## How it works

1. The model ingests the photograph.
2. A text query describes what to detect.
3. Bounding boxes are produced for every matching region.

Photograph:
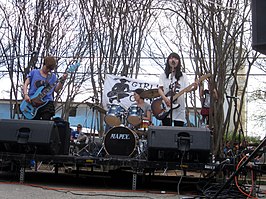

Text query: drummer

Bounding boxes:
[132,88,152,126]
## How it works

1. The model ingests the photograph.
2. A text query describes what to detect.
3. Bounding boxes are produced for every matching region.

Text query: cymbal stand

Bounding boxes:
[120,110,128,126]
[90,108,101,155]
[77,106,99,156]
[136,135,147,159]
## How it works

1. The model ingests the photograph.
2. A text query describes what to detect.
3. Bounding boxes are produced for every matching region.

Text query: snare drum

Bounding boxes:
[103,126,138,157]
[104,104,126,127]
[127,105,143,126]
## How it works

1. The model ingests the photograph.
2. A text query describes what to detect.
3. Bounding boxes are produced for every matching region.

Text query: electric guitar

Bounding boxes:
[151,73,211,120]
[20,61,80,119]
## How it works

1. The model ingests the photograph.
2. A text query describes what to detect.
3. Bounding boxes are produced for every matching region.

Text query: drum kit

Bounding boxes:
[102,88,159,158]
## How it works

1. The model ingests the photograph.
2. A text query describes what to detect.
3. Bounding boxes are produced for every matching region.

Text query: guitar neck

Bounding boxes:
[172,85,193,101]
[172,73,211,101]
[35,79,59,100]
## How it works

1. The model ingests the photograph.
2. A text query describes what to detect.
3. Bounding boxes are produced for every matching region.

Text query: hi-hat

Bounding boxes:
[140,89,160,99]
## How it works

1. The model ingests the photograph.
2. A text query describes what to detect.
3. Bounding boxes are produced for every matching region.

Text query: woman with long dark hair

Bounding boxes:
[157,52,196,126]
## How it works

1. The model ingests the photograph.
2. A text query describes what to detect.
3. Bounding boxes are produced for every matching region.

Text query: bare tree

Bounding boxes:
[0,0,95,121]
[0,0,156,136]
[1,0,261,158]
[145,0,260,156]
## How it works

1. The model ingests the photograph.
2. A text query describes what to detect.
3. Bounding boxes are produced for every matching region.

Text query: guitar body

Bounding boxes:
[20,86,48,119]
[151,97,180,120]
[151,97,164,119]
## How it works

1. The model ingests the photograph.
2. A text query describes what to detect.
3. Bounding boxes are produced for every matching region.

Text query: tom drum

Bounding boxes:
[104,104,126,127]
[127,105,143,126]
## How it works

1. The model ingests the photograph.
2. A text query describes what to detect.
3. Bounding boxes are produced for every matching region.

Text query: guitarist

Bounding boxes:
[22,56,67,120]
[158,52,197,127]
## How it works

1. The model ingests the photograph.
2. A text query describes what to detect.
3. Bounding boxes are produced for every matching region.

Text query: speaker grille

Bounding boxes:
[0,119,60,155]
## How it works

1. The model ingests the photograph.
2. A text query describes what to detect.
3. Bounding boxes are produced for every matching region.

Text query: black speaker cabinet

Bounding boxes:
[53,117,71,155]
[147,126,212,163]
[252,0,266,54]
[0,119,60,155]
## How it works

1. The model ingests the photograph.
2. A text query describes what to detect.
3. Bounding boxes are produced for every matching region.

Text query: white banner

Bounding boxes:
[103,74,158,110]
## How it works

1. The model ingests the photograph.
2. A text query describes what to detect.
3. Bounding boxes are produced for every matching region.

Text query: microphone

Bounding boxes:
[226,95,239,99]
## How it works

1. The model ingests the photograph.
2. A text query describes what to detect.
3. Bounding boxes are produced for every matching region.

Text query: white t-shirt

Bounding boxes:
[158,72,189,122]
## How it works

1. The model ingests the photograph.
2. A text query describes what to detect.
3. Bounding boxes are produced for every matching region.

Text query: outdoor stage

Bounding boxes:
[0,119,265,198]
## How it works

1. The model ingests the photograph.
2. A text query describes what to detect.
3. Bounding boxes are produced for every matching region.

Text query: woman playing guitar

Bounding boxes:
[157,52,197,127]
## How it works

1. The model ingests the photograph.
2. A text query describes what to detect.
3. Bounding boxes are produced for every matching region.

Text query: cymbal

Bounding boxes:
[94,104,106,114]
[140,89,160,99]
[86,102,106,113]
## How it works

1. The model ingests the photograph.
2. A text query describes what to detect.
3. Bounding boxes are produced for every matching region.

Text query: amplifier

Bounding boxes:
[0,119,60,155]
[53,117,71,155]
[147,126,212,163]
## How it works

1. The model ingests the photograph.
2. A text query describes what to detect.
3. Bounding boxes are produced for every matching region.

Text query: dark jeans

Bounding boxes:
[162,118,184,127]
[33,101,55,120]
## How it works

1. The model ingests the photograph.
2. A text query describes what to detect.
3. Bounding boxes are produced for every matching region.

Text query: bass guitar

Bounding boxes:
[151,73,211,120]
[20,61,80,119]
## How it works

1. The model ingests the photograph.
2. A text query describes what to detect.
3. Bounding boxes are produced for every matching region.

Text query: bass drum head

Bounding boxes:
[104,126,137,157]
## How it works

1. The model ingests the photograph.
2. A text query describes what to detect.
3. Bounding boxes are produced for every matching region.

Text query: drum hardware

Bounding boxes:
[136,135,148,159]
[96,143,105,157]
[76,105,101,156]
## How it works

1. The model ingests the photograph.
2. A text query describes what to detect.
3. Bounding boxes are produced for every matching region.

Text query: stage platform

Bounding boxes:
[0,119,265,198]
[0,151,216,189]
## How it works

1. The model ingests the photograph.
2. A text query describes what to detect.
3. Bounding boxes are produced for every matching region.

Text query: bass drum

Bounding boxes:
[104,126,138,157]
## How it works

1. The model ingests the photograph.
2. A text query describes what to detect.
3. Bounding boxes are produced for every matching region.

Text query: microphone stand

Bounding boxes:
[170,69,175,126]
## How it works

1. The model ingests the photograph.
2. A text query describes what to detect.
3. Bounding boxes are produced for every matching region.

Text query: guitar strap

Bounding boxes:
[42,73,54,95]
[45,72,52,87]
[169,76,176,124]
[172,81,179,105]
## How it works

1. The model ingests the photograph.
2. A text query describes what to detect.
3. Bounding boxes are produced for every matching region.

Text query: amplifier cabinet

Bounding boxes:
[53,118,71,155]
[147,126,212,163]
[0,119,60,155]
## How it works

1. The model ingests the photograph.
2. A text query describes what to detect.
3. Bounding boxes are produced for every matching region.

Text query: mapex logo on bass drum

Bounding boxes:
[104,126,137,157]
[109,133,131,140]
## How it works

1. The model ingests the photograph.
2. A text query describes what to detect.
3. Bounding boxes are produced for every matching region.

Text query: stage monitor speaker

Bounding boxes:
[53,117,71,155]
[147,126,212,163]
[252,0,266,54]
[0,119,60,155]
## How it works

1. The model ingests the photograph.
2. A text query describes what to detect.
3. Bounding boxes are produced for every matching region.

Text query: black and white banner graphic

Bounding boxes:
[103,74,158,109]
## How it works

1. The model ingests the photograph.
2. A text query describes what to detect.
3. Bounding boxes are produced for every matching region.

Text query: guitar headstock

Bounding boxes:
[67,61,80,73]
[198,73,211,82]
